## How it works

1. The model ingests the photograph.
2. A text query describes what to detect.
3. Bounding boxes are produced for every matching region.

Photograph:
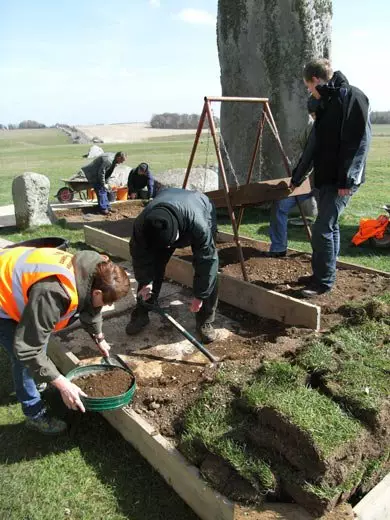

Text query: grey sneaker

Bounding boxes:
[25,411,67,435]
[126,313,150,335]
[197,322,217,344]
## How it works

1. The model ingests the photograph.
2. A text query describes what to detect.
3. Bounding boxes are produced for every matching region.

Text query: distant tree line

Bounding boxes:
[0,120,46,130]
[370,111,390,124]
[150,112,220,129]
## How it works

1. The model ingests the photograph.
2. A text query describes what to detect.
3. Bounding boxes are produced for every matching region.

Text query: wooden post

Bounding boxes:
[204,100,249,282]
[182,103,207,189]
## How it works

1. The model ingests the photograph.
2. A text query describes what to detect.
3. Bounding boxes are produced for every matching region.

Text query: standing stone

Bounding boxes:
[155,167,219,192]
[86,145,104,159]
[217,0,332,184]
[12,172,57,229]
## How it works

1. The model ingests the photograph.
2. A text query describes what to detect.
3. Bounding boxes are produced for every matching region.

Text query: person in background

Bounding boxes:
[126,188,218,344]
[0,246,130,435]
[127,162,162,200]
[291,58,371,297]
[262,95,320,258]
[81,151,127,215]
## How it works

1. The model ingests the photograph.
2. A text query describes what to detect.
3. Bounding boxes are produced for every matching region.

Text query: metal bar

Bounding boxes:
[237,108,266,230]
[264,103,312,242]
[141,302,217,363]
[205,96,269,103]
[205,100,249,282]
[182,103,207,190]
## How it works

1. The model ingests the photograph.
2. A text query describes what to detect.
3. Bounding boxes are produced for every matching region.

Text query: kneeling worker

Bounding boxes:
[0,246,130,435]
[127,162,162,200]
[126,188,218,344]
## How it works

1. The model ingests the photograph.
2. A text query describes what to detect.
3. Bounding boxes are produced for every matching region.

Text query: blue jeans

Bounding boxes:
[270,193,314,252]
[0,318,44,418]
[311,185,353,289]
[93,184,110,211]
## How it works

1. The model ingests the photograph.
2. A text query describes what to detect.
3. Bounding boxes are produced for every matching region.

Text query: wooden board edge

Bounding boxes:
[48,322,383,520]
[353,472,390,520]
[48,335,235,520]
[217,232,390,278]
[85,227,320,331]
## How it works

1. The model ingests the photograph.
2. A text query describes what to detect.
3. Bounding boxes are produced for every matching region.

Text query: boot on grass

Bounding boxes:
[25,410,67,435]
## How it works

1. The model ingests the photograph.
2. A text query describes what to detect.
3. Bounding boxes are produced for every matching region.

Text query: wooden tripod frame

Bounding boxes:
[182,96,312,282]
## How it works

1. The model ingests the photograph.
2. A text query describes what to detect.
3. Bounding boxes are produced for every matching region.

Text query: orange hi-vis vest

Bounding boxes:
[351,215,389,246]
[0,247,79,330]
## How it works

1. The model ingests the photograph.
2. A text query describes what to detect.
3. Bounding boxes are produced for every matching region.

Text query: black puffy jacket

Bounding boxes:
[313,71,371,189]
[130,188,218,299]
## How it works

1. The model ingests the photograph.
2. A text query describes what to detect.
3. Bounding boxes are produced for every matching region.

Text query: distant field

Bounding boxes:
[78,122,206,144]
[0,127,214,206]
[0,125,389,269]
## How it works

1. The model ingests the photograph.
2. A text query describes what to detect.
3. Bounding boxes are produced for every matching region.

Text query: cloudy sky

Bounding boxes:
[0,0,388,125]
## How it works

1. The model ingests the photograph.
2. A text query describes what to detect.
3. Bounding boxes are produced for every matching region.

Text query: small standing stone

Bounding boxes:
[12,172,56,230]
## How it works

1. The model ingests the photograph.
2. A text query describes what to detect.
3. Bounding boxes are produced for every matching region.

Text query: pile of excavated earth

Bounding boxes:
[56,207,390,517]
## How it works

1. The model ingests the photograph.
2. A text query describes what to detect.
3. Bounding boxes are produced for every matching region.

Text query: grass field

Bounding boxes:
[0,128,212,206]
[0,125,389,520]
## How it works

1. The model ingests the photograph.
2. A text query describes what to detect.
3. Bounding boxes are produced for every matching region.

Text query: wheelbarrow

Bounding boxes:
[56,179,94,203]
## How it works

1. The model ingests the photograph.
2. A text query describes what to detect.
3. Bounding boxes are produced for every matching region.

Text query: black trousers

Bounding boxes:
[131,249,218,326]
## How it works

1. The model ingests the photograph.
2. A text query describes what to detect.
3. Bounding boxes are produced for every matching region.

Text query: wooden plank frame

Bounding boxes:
[217,231,390,279]
[206,177,312,209]
[84,226,321,330]
[48,320,390,520]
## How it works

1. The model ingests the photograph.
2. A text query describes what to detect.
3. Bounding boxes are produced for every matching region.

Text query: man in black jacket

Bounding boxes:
[126,188,218,343]
[291,58,371,297]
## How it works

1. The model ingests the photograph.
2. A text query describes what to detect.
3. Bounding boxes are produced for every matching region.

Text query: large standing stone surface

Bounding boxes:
[217,0,332,183]
[154,167,219,192]
[12,173,57,229]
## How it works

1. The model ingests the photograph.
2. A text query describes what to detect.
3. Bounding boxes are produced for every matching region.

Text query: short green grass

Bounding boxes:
[0,129,215,206]
[0,125,389,516]
[242,362,362,458]
[220,124,390,272]
[0,353,198,520]
[181,387,276,493]
[296,309,390,420]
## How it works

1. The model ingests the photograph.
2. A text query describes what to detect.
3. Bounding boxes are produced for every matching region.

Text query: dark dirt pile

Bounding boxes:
[73,368,134,397]
[56,201,143,223]
[176,241,390,328]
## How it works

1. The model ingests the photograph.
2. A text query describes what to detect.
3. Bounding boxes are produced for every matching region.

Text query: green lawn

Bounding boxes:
[220,124,390,272]
[0,129,213,206]
[0,125,389,519]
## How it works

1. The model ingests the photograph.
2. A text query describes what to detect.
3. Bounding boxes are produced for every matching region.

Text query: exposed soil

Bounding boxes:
[176,241,390,329]
[55,201,143,224]
[128,319,308,439]
[67,219,390,514]
[73,368,134,397]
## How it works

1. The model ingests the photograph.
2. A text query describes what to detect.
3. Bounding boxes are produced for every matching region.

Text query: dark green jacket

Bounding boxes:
[13,251,104,383]
[130,188,218,299]
[82,153,116,186]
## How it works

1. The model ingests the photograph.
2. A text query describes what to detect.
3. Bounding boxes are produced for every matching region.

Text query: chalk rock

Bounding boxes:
[155,167,219,192]
[12,172,56,229]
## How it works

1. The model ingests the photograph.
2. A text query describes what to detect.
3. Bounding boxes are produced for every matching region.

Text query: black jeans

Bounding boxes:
[131,249,218,327]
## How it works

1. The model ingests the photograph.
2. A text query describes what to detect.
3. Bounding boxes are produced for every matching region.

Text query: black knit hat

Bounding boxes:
[144,207,179,248]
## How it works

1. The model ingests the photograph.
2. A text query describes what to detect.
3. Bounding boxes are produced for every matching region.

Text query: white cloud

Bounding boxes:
[149,0,160,7]
[175,8,215,26]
